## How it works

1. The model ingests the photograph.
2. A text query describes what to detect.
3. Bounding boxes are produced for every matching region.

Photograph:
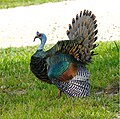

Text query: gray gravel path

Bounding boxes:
[0,0,120,48]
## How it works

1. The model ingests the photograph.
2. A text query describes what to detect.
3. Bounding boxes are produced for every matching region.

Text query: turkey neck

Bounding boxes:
[38,34,47,50]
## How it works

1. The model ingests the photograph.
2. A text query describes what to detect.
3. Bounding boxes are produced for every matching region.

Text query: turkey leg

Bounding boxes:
[58,89,62,98]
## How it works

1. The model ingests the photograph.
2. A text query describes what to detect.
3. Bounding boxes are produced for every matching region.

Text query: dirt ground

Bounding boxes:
[0,0,119,48]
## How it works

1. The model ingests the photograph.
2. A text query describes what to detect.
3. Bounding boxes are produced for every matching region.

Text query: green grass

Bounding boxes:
[0,0,63,9]
[0,41,119,119]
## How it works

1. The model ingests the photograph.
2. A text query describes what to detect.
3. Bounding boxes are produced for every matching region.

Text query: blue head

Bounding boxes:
[34,31,47,50]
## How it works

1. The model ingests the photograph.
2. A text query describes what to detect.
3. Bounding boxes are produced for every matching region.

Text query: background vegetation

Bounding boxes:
[0,41,119,119]
[0,0,63,9]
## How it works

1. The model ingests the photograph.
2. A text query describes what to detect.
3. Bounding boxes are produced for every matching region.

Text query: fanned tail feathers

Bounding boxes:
[66,10,98,63]
[43,10,98,64]
[66,10,97,42]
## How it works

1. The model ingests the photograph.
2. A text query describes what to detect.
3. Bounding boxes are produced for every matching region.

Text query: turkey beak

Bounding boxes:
[33,36,38,42]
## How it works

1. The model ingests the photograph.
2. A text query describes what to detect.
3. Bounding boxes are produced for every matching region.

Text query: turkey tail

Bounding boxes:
[66,10,98,63]
[43,10,98,64]
[67,10,98,42]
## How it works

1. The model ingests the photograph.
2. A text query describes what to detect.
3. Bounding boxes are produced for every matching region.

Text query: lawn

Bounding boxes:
[0,0,63,9]
[0,41,119,119]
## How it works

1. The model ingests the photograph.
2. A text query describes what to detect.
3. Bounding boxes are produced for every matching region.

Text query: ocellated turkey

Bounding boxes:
[30,10,98,97]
